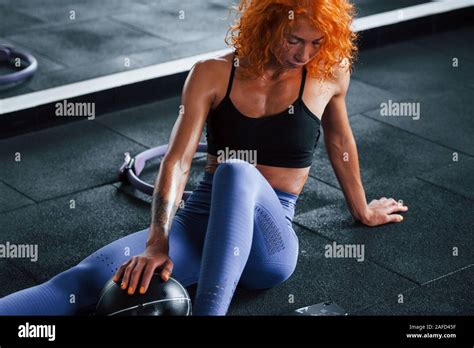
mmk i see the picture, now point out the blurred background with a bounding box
[0,0,467,99]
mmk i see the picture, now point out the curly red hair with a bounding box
[224,0,358,81]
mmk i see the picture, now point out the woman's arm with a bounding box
[147,60,216,249]
[114,59,217,294]
[321,64,408,226]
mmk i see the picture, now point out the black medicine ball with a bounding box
[96,273,192,316]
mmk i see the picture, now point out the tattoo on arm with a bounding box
[151,192,179,233]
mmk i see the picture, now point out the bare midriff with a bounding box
[205,153,310,196]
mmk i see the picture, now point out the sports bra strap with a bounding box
[225,52,237,99]
[298,67,307,99]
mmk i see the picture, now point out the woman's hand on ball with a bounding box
[113,244,174,295]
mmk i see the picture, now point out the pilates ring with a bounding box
[0,44,38,85]
[119,142,208,200]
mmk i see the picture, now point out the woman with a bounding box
[0,0,408,316]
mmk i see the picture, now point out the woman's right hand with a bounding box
[113,244,174,296]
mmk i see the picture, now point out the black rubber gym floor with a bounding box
[0,22,472,315]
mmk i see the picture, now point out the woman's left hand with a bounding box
[360,197,408,227]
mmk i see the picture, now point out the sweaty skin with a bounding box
[114,16,408,295]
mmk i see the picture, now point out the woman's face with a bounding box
[277,16,324,69]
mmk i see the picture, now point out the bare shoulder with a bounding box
[184,53,232,107]
[305,59,351,95]
[193,52,233,81]
[302,59,351,119]
[332,58,351,96]
[189,52,233,107]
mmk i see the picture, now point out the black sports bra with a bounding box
[205,53,321,168]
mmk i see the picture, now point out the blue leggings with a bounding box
[0,160,299,316]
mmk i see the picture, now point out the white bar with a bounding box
[352,0,474,31]
[1,0,473,115]
[0,49,231,115]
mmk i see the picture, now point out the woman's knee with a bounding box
[213,160,259,196]
[214,159,257,181]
